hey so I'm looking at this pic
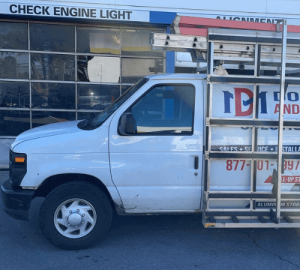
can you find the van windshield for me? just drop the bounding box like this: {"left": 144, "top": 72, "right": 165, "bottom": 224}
{"left": 78, "top": 78, "right": 149, "bottom": 130}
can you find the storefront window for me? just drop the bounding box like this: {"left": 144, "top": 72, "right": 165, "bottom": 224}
{"left": 121, "top": 58, "right": 163, "bottom": 83}
{"left": 31, "top": 53, "right": 75, "bottom": 81}
{"left": 77, "top": 112, "right": 93, "bottom": 120}
{"left": 32, "top": 83, "right": 75, "bottom": 109}
{"left": 0, "top": 81, "right": 29, "bottom": 108}
{"left": 30, "top": 24, "right": 75, "bottom": 52}
{"left": 77, "top": 56, "right": 120, "bottom": 83}
{"left": 122, "top": 29, "right": 163, "bottom": 57}
{"left": 77, "top": 28, "right": 121, "bottom": 55}
{"left": 0, "top": 20, "right": 165, "bottom": 136}
{"left": 78, "top": 84, "right": 120, "bottom": 110}
{"left": 32, "top": 111, "right": 76, "bottom": 128}
{"left": 0, "top": 110, "right": 30, "bottom": 136}
{"left": 0, "top": 22, "right": 28, "bottom": 50}
{"left": 0, "top": 52, "right": 29, "bottom": 79}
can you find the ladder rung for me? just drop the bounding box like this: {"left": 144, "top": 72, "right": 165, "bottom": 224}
{"left": 204, "top": 218, "right": 300, "bottom": 228}
{"left": 208, "top": 193, "right": 274, "bottom": 199}
{"left": 209, "top": 119, "right": 300, "bottom": 127}
{"left": 209, "top": 34, "right": 300, "bottom": 45}
{"left": 208, "top": 192, "right": 300, "bottom": 199}
{"left": 209, "top": 152, "right": 278, "bottom": 159}
{"left": 208, "top": 152, "right": 300, "bottom": 160}
{"left": 205, "top": 211, "right": 300, "bottom": 217}
{"left": 208, "top": 28, "right": 300, "bottom": 43}
{"left": 209, "top": 76, "right": 300, "bottom": 85}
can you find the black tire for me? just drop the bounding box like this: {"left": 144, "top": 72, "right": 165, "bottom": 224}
{"left": 39, "top": 181, "right": 112, "bottom": 250}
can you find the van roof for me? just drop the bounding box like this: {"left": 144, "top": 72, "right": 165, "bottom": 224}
{"left": 146, "top": 73, "right": 207, "bottom": 80}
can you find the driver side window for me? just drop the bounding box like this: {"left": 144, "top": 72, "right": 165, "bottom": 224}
{"left": 124, "top": 84, "right": 195, "bottom": 135}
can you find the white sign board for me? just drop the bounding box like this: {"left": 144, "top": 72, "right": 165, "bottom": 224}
{"left": 0, "top": 2, "right": 149, "bottom": 22}
{"left": 210, "top": 84, "right": 300, "bottom": 201}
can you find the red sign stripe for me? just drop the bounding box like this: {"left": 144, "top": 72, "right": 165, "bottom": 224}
{"left": 176, "top": 16, "right": 300, "bottom": 36}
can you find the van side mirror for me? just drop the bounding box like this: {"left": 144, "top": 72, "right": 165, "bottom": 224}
{"left": 118, "top": 112, "right": 136, "bottom": 135}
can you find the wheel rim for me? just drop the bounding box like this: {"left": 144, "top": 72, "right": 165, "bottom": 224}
{"left": 54, "top": 198, "right": 97, "bottom": 239}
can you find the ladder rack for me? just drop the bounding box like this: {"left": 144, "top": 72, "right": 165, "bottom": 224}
{"left": 151, "top": 28, "right": 300, "bottom": 72}
{"left": 151, "top": 17, "right": 300, "bottom": 228}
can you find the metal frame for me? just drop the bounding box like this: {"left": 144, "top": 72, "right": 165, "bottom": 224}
{"left": 197, "top": 20, "right": 300, "bottom": 228}
{"left": 276, "top": 19, "right": 288, "bottom": 221}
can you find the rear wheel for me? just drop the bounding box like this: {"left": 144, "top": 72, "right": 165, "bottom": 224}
{"left": 39, "top": 181, "right": 112, "bottom": 250}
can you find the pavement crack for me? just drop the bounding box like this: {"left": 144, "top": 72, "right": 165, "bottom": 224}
{"left": 246, "top": 232, "right": 300, "bottom": 269}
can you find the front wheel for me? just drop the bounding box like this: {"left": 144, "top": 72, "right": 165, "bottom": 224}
{"left": 39, "top": 181, "right": 112, "bottom": 250}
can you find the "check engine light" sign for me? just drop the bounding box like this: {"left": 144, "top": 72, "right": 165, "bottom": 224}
{"left": 4, "top": 3, "right": 149, "bottom": 22}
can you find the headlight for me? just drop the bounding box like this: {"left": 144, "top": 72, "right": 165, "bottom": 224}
{"left": 9, "top": 151, "right": 27, "bottom": 187}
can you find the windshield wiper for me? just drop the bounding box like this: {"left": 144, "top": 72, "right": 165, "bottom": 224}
{"left": 84, "top": 113, "right": 96, "bottom": 128}
{"left": 77, "top": 113, "right": 97, "bottom": 130}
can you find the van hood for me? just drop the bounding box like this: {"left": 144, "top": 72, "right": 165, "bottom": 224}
{"left": 11, "top": 121, "right": 81, "bottom": 149}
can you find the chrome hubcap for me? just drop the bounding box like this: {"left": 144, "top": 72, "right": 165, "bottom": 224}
{"left": 54, "top": 199, "right": 97, "bottom": 239}
{"left": 68, "top": 211, "right": 83, "bottom": 226}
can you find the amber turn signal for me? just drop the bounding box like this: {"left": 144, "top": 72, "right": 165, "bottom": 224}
{"left": 15, "top": 157, "right": 25, "bottom": 163}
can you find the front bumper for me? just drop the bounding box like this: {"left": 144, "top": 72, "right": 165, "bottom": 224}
{"left": 1, "top": 180, "right": 35, "bottom": 221}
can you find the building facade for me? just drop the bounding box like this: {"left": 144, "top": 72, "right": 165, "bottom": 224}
{"left": 1, "top": 0, "right": 300, "bottom": 168}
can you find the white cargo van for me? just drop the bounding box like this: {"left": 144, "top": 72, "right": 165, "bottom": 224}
{"left": 3, "top": 18, "right": 300, "bottom": 250}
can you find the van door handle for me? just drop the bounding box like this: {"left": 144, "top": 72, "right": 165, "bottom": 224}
{"left": 194, "top": 156, "right": 199, "bottom": 170}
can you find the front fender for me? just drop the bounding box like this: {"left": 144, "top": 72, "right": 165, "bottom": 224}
{"left": 18, "top": 153, "right": 123, "bottom": 209}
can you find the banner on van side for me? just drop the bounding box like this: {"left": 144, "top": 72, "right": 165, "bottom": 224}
{"left": 209, "top": 84, "right": 300, "bottom": 195}
{"left": 212, "top": 84, "right": 300, "bottom": 120}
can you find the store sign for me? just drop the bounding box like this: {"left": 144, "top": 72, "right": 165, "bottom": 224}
{"left": 0, "top": 3, "right": 149, "bottom": 22}
{"left": 215, "top": 15, "right": 281, "bottom": 24}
